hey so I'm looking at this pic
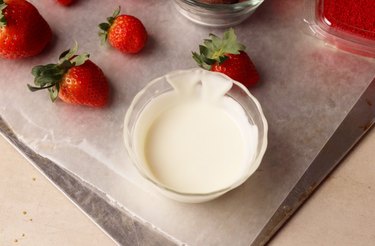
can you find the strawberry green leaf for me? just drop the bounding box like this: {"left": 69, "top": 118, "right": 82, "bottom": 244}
{"left": 222, "top": 28, "right": 237, "bottom": 46}
{"left": 99, "top": 32, "right": 108, "bottom": 45}
{"left": 35, "top": 75, "right": 59, "bottom": 86}
{"left": 99, "top": 6, "right": 121, "bottom": 44}
{"left": 48, "top": 86, "right": 58, "bottom": 102}
{"left": 71, "top": 53, "right": 89, "bottom": 66}
{"left": 99, "top": 23, "right": 110, "bottom": 31}
{"left": 201, "top": 63, "right": 212, "bottom": 70}
{"left": 192, "top": 52, "right": 203, "bottom": 66}
{"left": 112, "top": 6, "right": 121, "bottom": 18}
{"left": 192, "top": 28, "right": 246, "bottom": 71}
{"left": 59, "top": 60, "right": 73, "bottom": 70}
{"left": 54, "top": 82, "right": 60, "bottom": 101}
{"left": 209, "top": 34, "right": 222, "bottom": 50}
{"left": 222, "top": 28, "right": 232, "bottom": 40}
{"left": 218, "top": 55, "right": 228, "bottom": 64}
{"left": 0, "top": 16, "right": 6, "bottom": 26}
{"left": 31, "top": 64, "right": 60, "bottom": 78}
{"left": 61, "top": 41, "right": 79, "bottom": 61}
{"left": 106, "top": 17, "right": 115, "bottom": 24}
{"left": 203, "top": 57, "right": 216, "bottom": 66}
{"left": 29, "top": 42, "right": 92, "bottom": 103}
{"left": 27, "top": 84, "right": 39, "bottom": 92}
{"left": 31, "top": 65, "right": 46, "bottom": 77}
{"left": 0, "top": 0, "right": 7, "bottom": 27}
{"left": 192, "top": 52, "right": 212, "bottom": 70}
{"left": 199, "top": 45, "right": 209, "bottom": 56}
{"left": 39, "top": 68, "right": 59, "bottom": 78}
{"left": 59, "top": 49, "right": 70, "bottom": 61}
{"left": 27, "top": 83, "right": 55, "bottom": 92}
{"left": 203, "top": 39, "right": 214, "bottom": 52}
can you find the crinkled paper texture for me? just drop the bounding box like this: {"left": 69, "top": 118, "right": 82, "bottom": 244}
{"left": 0, "top": 0, "right": 374, "bottom": 245}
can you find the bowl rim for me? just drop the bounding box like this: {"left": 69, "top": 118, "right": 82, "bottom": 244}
{"left": 175, "top": 0, "right": 265, "bottom": 10}
{"left": 124, "top": 68, "right": 268, "bottom": 198}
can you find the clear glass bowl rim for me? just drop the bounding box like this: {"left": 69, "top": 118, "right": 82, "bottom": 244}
{"left": 124, "top": 68, "right": 268, "bottom": 198}
{"left": 176, "top": 0, "right": 264, "bottom": 10}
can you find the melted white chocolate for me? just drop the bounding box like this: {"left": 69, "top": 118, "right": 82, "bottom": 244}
{"left": 133, "top": 70, "right": 258, "bottom": 194}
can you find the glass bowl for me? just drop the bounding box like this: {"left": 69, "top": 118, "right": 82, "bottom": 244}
{"left": 124, "top": 69, "right": 268, "bottom": 203}
{"left": 173, "top": 0, "right": 264, "bottom": 27}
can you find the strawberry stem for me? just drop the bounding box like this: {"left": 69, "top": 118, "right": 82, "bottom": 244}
{"left": 28, "top": 43, "right": 90, "bottom": 102}
{"left": 192, "top": 28, "right": 245, "bottom": 70}
{"left": 0, "top": 0, "right": 7, "bottom": 27}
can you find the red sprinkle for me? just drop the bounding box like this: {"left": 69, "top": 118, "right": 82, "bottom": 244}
{"left": 319, "top": 0, "right": 375, "bottom": 40}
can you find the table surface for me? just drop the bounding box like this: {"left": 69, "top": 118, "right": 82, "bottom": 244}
{"left": 1, "top": 128, "right": 375, "bottom": 246}
{"left": 1, "top": 0, "right": 375, "bottom": 244}
{"left": 0, "top": 0, "right": 374, "bottom": 244}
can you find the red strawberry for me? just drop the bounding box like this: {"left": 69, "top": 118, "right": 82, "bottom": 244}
{"left": 28, "top": 43, "right": 109, "bottom": 107}
{"left": 98, "top": 6, "right": 147, "bottom": 54}
{"left": 0, "top": 0, "right": 52, "bottom": 59}
{"left": 57, "top": 0, "right": 75, "bottom": 6}
{"left": 211, "top": 51, "right": 259, "bottom": 87}
{"left": 192, "top": 28, "right": 259, "bottom": 87}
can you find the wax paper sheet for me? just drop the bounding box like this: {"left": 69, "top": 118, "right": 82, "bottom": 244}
{"left": 1, "top": 0, "right": 374, "bottom": 245}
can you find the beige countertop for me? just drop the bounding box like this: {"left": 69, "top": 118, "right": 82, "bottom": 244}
{"left": 1, "top": 129, "right": 375, "bottom": 246}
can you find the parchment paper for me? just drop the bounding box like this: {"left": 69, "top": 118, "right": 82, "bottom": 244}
{"left": 1, "top": 0, "right": 374, "bottom": 245}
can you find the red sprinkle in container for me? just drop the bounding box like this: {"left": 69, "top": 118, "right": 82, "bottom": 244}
{"left": 305, "top": 0, "right": 375, "bottom": 57}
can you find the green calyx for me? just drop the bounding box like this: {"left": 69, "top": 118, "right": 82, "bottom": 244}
{"left": 98, "top": 6, "right": 121, "bottom": 44}
{"left": 192, "top": 28, "right": 246, "bottom": 70}
{"left": 27, "top": 42, "right": 90, "bottom": 102}
{"left": 0, "top": 0, "right": 7, "bottom": 27}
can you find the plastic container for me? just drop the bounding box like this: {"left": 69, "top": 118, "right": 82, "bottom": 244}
{"left": 304, "top": 0, "right": 375, "bottom": 57}
{"left": 124, "top": 69, "right": 268, "bottom": 203}
{"left": 173, "top": 0, "right": 264, "bottom": 27}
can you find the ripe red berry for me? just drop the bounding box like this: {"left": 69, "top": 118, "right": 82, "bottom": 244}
{"left": 28, "top": 43, "right": 109, "bottom": 107}
{"left": 99, "top": 7, "right": 147, "bottom": 54}
{"left": 57, "top": 0, "right": 75, "bottom": 6}
{"left": 0, "top": 0, "right": 52, "bottom": 59}
{"left": 193, "top": 28, "right": 259, "bottom": 87}
{"left": 211, "top": 51, "right": 259, "bottom": 87}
